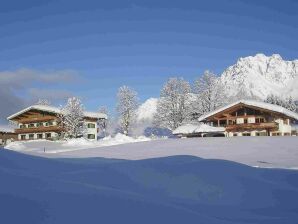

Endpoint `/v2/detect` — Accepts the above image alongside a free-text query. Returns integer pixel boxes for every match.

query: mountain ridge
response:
[221,53,298,100]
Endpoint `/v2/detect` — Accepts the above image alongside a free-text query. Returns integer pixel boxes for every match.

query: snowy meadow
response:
[5,136,298,169]
[1,145,298,224]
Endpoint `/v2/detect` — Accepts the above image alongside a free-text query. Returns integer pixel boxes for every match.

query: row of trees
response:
[36,70,297,138]
[154,71,227,130]
[264,94,297,112]
[114,71,297,133]
[112,71,227,133]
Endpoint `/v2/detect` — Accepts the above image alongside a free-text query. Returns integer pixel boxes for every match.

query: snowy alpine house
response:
[197,100,298,137]
[7,105,107,141]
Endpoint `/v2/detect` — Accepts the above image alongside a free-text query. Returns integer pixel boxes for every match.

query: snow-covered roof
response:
[7,105,107,120]
[198,100,298,121]
[173,123,225,135]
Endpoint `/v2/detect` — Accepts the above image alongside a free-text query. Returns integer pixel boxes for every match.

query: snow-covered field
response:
[5,133,151,153]
[1,148,298,224]
[5,136,298,169]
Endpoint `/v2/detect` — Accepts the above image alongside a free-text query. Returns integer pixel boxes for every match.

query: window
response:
[20,124,26,128]
[44,122,49,127]
[228,120,233,125]
[87,123,96,128]
[48,121,54,126]
[29,134,34,140]
[36,122,43,127]
[87,134,95,139]
[233,133,238,137]
[46,133,51,138]
[237,108,245,116]
[272,132,281,136]
[21,135,26,140]
[28,123,35,128]
[37,134,43,139]
[256,132,267,136]
[256,118,265,123]
[244,119,248,124]
[242,133,251,136]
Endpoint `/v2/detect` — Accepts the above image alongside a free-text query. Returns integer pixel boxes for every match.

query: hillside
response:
[5,136,298,169]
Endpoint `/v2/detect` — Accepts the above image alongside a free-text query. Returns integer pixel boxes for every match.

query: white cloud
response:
[28,88,73,103]
[0,68,80,123]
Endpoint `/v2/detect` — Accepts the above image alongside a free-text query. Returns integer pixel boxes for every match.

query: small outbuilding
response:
[173,123,225,138]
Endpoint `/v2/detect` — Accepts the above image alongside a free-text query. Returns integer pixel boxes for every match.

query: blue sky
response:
[0,0,298,117]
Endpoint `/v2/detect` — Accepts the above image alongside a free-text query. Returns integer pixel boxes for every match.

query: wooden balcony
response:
[225,122,278,132]
[15,126,63,134]
[17,116,57,124]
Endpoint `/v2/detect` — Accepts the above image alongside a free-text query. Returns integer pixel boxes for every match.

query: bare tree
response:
[58,97,86,139]
[116,86,139,135]
[154,77,192,130]
[193,70,226,114]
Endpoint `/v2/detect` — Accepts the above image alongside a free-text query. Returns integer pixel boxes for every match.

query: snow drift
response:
[5,133,151,153]
[1,149,298,224]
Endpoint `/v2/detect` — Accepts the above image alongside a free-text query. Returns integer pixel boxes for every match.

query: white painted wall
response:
[275,118,292,135]
[84,121,98,140]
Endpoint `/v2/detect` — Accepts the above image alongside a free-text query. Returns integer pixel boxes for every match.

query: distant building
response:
[7,105,107,141]
[0,127,17,145]
[197,100,298,137]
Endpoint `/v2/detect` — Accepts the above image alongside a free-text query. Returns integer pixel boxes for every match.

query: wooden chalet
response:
[198,100,298,137]
[7,105,107,141]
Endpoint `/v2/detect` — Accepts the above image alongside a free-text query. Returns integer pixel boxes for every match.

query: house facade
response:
[198,100,298,137]
[7,105,107,141]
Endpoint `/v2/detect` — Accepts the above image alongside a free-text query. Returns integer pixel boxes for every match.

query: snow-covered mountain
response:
[221,53,298,100]
[136,54,298,126]
[136,98,158,123]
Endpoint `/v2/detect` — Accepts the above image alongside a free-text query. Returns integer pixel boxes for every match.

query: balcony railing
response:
[17,116,56,124]
[225,122,278,132]
[15,126,63,134]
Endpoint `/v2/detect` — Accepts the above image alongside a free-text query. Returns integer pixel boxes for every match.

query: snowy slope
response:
[8,136,298,169]
[5,134,151,153]
[221,54,298,100]
[1,149,298,224]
